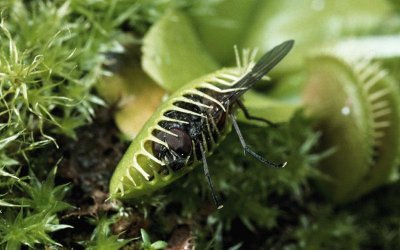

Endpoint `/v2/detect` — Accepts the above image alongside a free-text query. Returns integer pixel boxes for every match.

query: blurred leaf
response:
[190,0,258,64]
[140,228,168,250]
[142,8,219,92]
[0,200,19,207]
[238,90,299,124]
[151,240,168,249]
[141,228,151,244]
[98,53,165,138]
[326,35,400,59]
[0,171,18,184]
[114,78,165,139]
[0,132,22,151]
[303,51,400,203]
[243,0,391,74]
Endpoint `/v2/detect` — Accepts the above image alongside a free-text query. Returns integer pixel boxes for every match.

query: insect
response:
[109,40,294,208]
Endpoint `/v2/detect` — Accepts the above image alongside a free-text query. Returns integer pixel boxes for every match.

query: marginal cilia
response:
[109,40,294,208]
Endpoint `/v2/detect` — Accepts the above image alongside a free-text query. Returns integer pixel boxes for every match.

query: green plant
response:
[303,50,400,203]
[1,0,400,249]
[140,229,168,250]
[109,41,293,203]
[83,217,132,250]
[0,167,72,249]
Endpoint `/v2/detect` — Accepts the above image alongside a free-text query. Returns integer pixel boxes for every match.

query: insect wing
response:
[226,40,294,103]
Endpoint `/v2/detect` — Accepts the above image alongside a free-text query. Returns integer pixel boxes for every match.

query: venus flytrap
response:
[0,0,398,248]
[304,48,400,203]
[142,8,219,92]
[107,2,400,247]
[140,8,301,127]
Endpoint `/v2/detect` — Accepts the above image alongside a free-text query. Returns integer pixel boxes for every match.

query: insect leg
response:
[199,143,223,209]
[236,99,277,128]
[229,114,287,168]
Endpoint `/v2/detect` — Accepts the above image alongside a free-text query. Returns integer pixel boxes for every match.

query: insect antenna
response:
[199,144,223,209]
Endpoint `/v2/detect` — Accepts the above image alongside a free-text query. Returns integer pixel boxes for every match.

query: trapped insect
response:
[109,40,294,208]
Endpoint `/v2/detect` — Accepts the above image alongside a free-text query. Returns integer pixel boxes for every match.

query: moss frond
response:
[0,167,72,249]
[83,216,132,250]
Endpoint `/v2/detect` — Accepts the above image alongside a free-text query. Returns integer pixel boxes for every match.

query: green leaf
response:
[303,52,400,203]
[0,132,22,151]
[0,210,71,248]
[19,167,72,213]
[238,90,299,124]
[142,8,219,92]
[151,240,168,249]
[97,53,165,138]
[0,168,19,180]
[243,0,391,73]
[0,200,19,207]
[189,0,258,64]
[141,228,151,244]
[83,217,131,250]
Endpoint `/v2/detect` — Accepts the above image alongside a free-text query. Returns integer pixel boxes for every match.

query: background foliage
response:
[0,0,399,249]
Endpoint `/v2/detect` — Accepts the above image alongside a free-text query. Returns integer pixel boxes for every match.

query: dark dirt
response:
[34,108,134,248]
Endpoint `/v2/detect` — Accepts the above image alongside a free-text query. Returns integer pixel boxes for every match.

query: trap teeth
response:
[303,51,400,204]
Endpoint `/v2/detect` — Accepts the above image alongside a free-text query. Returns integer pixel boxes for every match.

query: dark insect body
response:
[110,40,294,208]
